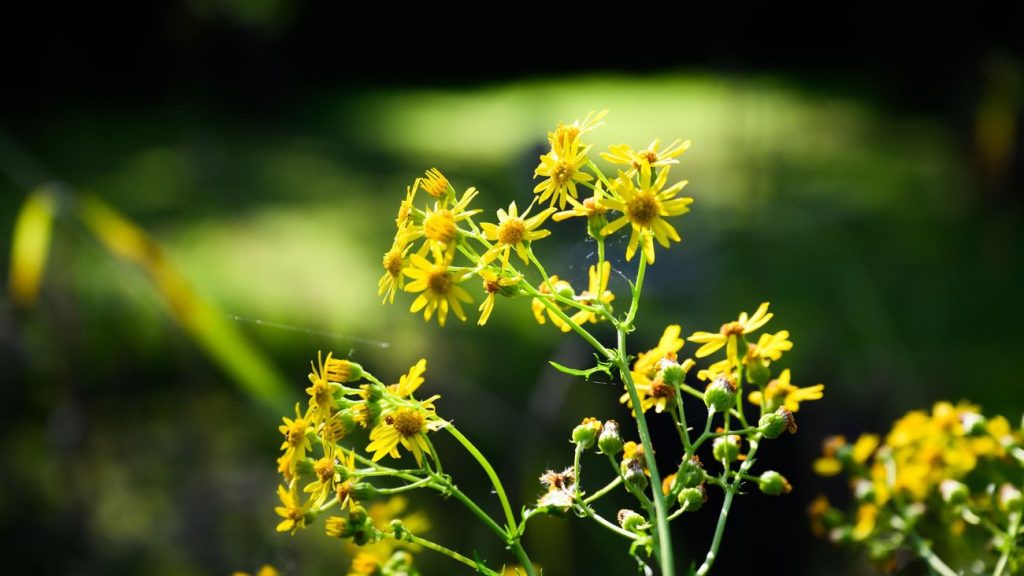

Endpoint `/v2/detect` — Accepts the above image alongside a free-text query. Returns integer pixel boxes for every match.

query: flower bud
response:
[326,357,363,382]
[553,279,575,301]
[960,412,987,435]
[745,358,770,386]
[758,471,792,496]
[348,505,369,529]
[852,479,875,502]
[598,420,624,455]
[999,484,1023,512]
[712,435,741,463]
[939,480,969,506]
[325,516,353,538]
[676,456,706,489]
[351,482,378,501]
[624,461,649,493]
[351,527,373,546]
[703,377,736,413]
[677,485,707,512]
[759,407,797,439]
[659,362,686,388]
[586,210,609,240]
[617,509,648,533]
[572,417,602,449]
[389,519,410,542]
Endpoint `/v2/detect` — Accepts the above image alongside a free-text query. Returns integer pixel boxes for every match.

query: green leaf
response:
[548,357,613,380]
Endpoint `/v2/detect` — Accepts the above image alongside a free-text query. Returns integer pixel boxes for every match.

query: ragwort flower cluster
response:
[811,401,1024,575]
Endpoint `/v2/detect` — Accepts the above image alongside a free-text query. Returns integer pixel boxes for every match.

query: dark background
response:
[2,7,1022,575]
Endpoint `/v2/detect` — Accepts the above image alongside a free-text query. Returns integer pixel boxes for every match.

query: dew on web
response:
[225,314,391,349]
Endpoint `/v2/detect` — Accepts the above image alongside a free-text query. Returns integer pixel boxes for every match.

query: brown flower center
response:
[497,218,526,245]
[388,409,426,437]
[720,321,744,336]
[314,458,335,482]
[427,268,453,295]
[286,420,307,446]
[651,380,676,399]
[553,161,574,184]
[383,249,403,276]
[626,190,660,226]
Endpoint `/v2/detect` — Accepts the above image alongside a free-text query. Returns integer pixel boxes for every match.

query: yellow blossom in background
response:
[748,369,824,412]
[396,184,417,229]
[852,503,878,541]
[232,565,279,576]
[403,254,473,327]
[480,201,555,268]
[552,188,607,223]
[696,358,732,382]
[530,275,574,332]
[746,330,793,363]
[547,109,607,150]
[601,138,690,173]
[274,484,309,534]
[534,136,593,209]
[689,302,773,364]
[378,238,410,304]
[416,187,481,260]
[602,162,692,264]
[633,325,685,381]
[569,261,614,326]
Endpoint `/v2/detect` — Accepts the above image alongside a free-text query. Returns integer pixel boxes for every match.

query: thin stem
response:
[995,508,1022,576]
[586,159,613,190]
[526,248,607,317]
[584,476,623,505]
[586,508,640,541]
[617,329,674,575]
[623,256,646,329]
[522,281,612,359]
[405,532,496,574]
[696,436,762,576]
[445,425,517,532]
[431,477,508,544]
[907,530,959,576]
[374,477,432,494]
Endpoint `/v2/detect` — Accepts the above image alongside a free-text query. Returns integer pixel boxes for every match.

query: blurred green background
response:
[1,8,1022,575]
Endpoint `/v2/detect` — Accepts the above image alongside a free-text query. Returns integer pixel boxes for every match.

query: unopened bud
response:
[745,358,770,386]
[617,509,648,532]
[758,471,792,496]
[960,412,987,435]
[572,417,602,449]
[678,485,707,512]
[624,461,649,493]
[598,420,624,455]
[999,484,1023,512]
[940,480,969,506]
[759,407,797,439]
[676,456,706,489]
[704,377,736,412]
[712,435,741,463]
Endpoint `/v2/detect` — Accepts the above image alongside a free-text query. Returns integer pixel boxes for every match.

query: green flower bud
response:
[852,479,875,502]
[553,279,575,301]
[758,470,792,496]
[348,505,369,529]
[939,480,969,506]
[703,377,736,413]
[677,485,707,512]
[572,417,602,449]
[659,362,685,388]
[960,412,987,435]
[617,509,648,533]
[295,458,316,478]
[676,456,706,489]
[587,209,609,240]
[745,358,770,386]
[999,484,1023,512]
[759,407,797,439]
[389,519,410,542]
[351,482,378,501]
[712,435,741,463]
[624,461,649,493]
[351,527,372,546]
[598,420,624,455]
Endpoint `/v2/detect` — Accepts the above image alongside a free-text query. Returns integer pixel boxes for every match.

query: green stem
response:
[907,530,959,576]
[994,508,1022,576]
[445,425,517,532]
[526,248,608,317]
[616,329,674,575]
[522,281,612,359]
[405,532,497,574]
[586,508,640,541]
[584,476,622,505]
[623,256,646,329]
[431,477,508,544]
[696,436,761,575]
[374,477,432,494]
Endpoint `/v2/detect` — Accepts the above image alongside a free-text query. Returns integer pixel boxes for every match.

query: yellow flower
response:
[304,455,339,507]
[396,184,416,229]
[534,136,593,209]
[480,201,555,268]
[812,435,847,476]
[748,369,824,412]
[417,187,480,260]
[403,254,473,327]
[367,404,446,466]
[688,302,773,364]
[568,261,614,326]
[601,162,692,263]
[306,351,343,424]
[278,403,311,477]
[388,358,427,399]
[232,565,280,576]
[547,109,607,150]
[807,495,831,537]
[379,238,411,304]
[632,373,678,414]
[696,358,732,382]
[601,139,690,173]
[633,325,685,381]
[852,503,877,541]
[417,167,450,198]
[530,275,575,331]
[274,484,309,534]
[746,330,792,363]
[477,268,520,326]
[553,189,607,223]
[348,552,381,575]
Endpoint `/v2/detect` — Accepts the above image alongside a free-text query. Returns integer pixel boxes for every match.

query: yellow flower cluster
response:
[812,401,1024,573]
[379,111,696,330]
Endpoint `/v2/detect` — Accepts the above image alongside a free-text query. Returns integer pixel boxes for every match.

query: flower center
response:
[720,321,744,336]
[553,161,574,184]
[626,190,660,226]
[427,268,453,296]
[286,420,308,446]
[312,380,332,407]
[388,409,425,437]
[651,380,676,399]
[314,457,335,482]
[497,218,526,245]
[383,249,403,276]
[632,150,659,170]
[424,210,457,244]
